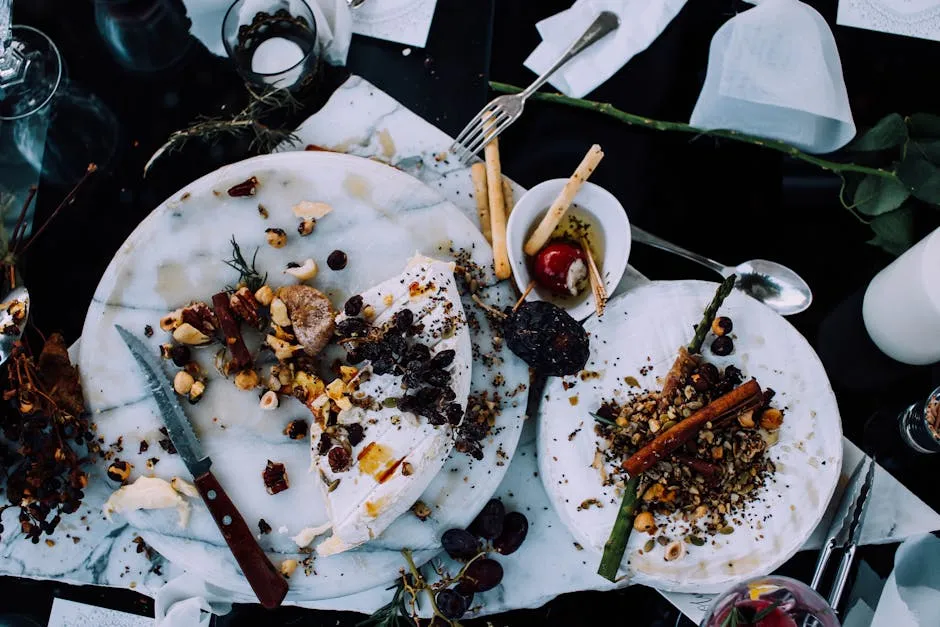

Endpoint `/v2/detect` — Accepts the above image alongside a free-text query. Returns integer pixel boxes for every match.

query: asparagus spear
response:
[596,276,737,582]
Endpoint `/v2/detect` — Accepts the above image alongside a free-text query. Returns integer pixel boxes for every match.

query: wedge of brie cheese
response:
[311,256,471,556]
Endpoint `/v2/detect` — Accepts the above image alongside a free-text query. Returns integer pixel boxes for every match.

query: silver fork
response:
[450,10,620,163]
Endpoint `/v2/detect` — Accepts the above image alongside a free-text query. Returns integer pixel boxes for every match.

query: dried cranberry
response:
[344,295,364,316]
[468,499,504,539]
[345,423,365,447]
[327,250,348,270]
[493,512,528,555]
[327,446,351,472]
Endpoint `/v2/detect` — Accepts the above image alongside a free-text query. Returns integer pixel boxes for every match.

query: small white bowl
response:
[506,179,631,321]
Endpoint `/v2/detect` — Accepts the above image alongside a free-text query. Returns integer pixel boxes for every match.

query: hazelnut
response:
[266,334,301,361]
[711,316,733,337]
[633,511,656,533]
[159,309,183,332]
[254,285,274,307]
[259,390,279,410]
[690,372,710,393]
[265,228,287,249]
[235,369,260,391]
[737,409,755,428]
[269,298,290,328]
[297,219,315,236]
[284,259,318,282]
[107,460,133,483]
[411,500,431,521]
[664,540,685,561]
[172,322,211,346]
[292,200,333,219]
[643,483,665,501]
[280,559,298,578]
[759,408,784,431]
[173,370,195,395]
[710,335,734,357]
[189,380,206,404]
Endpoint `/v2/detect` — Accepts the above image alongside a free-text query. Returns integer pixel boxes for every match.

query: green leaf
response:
[868,205,915,256]
[897,156,940,204]
[907,113,940,140]
[848,113,907,152]
[854,174,911,216]
[911,140,940,165]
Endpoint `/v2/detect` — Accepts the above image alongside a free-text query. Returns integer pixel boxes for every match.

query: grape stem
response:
[400,549,460,627]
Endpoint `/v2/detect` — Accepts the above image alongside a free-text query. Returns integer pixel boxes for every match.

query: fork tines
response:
[450,103,514,164]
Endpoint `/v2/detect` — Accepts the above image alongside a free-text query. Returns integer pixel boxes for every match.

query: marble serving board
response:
[2,76,940,625]
[76,150,529,601]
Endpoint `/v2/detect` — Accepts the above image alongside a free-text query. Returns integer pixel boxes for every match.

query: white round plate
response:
[537,281,842,593]
[80,152,528,600]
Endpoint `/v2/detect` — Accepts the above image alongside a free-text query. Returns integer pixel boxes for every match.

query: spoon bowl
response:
[729,260,812,316]
[0,286,30,365]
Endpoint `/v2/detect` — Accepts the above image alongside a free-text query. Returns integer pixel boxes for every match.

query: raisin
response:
[345,423,365,447]
[344,295,364,316]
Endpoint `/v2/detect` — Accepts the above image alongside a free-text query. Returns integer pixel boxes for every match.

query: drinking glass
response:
[700,576,840,627]
[0,18,62,236]
[897,385,940,454]
[221,0,321,93]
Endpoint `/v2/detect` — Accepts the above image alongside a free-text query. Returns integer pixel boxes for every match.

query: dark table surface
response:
[3,0,940,625]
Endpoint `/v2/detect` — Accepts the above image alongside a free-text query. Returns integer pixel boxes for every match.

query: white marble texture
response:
[1,76,939,623]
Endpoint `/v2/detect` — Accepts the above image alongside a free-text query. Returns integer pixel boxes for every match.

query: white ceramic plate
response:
[538,281,842,593]
[80,152,528,600]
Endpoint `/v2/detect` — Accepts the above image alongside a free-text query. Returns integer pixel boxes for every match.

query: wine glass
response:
[700,576,840,627]
[0,1,62,236]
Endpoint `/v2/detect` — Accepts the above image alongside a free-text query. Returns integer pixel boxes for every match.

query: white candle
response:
[863,226,940,365]
[251,36,305,86]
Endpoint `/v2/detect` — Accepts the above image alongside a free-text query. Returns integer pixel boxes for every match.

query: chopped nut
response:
[260,390,279,410]
[711,446,724,460]
[188,380,206,404]
[160,309,183,332]
[107,460,133,483]
[411,500,431,521]
[262,460,289,494]
[254,285,274,306]
[759,408,783,431]
[269,298,290,327]
[284,259,318,281]
[173,323,211,346]
[633,511,656,533]
[284,419,308,440]
[737,410,755,428]
[292,200,333,219]
[642,483,665,502]
[326,378,346,400]
[229,287,262,328]
[691,505,709,520]
[648,418,661,433]
[339,365,358,383]
[401,462,414,476]
[280,559,298,578]
[297,219,315,236]
[266,334,300,361]
[234,369,260,391]
[227,176,258,197]
[265,228,287,248]
[173,370,195,395]
[664,540,685,561]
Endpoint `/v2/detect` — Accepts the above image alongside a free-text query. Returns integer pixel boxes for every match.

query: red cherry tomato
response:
[533,241,587,296]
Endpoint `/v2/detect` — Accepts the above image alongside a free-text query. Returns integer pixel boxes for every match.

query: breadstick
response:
[485,136,511,280]
[523,144,604,256]
[502,178,514,216]
[470,163,492,243]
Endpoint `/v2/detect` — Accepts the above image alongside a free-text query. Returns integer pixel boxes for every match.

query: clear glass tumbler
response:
[700,575,840,627]
[898,385,940,454]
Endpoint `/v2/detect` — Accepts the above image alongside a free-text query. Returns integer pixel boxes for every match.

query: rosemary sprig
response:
[223,236,266,293]
[591,412,619,428]
[357,577,413,627]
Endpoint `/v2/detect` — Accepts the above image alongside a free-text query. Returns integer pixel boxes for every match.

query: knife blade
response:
[115,325,288,609]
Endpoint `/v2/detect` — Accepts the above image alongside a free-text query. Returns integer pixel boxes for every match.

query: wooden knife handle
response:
[194,470,288,609]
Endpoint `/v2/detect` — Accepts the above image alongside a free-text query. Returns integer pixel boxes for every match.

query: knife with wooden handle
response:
[116,325,288,609]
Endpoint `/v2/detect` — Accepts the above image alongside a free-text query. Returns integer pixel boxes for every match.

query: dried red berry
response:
[262,460,289,494]
[227,176,259,197]
[327,446,351,473]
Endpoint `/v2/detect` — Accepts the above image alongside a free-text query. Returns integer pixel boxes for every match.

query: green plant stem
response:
[489,82,898,181]
[688,274,736,354]
[597,475,641,582]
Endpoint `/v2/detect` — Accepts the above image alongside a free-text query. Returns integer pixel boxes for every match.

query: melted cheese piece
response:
[311,256,471,556]
[104,476,191,528]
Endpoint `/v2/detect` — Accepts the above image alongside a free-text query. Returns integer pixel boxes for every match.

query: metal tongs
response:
[810,456,875,613]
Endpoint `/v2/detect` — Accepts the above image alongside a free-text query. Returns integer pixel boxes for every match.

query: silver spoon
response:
[631,226,812,315]
[0,286,30,365]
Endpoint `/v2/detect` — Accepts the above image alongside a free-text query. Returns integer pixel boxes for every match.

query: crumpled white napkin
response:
[870,533,940,627]
[689,0,855,154]
[182,0,352,65]
[524,0,688,98]
[154,573,235,627]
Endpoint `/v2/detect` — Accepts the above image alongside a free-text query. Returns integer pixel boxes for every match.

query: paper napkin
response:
[182,0,352,65]
[689,0,855,154]
[155,573,233,627]
[350,0,438,48]
[524,0,688,98]
[838,0,940,44]
[870,534,940,627]
[48,599,150,627]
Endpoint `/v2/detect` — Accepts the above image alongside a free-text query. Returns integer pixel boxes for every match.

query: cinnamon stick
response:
[212,292,252,371]
[658,346,698,411]
[623,379,762,476]
[672,454,721,482]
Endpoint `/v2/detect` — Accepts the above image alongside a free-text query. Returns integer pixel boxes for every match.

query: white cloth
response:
[524,0,688,98]
[870,534,940,627]
[183,0,352,66]
[689,0,855,154]
[155,573,234,627]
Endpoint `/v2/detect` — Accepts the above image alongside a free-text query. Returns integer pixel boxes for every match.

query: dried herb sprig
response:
[144,87,302,176]
[357,576,414,627]
[223,236,267,293]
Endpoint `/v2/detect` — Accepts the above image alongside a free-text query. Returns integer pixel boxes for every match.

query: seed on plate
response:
[327,446,351,473]
[283,419,307,439]
[643,539,656,553]
[160,309,182,331]
[327,250,347,270]
[710,335,734,356]
[265,228,287,248]
[737,410,755,428]
[468,498,505,539]
[173,370,195,395]
[441,528,481,560]
[664,540,685,561]
[254,285,274,306]
[493,511,528,555]
[719,525,735,535]
[711,316,733,336]
[687,535,705,546]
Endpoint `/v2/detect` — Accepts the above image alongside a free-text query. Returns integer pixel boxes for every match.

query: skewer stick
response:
[470,163,492,243]
[580,237,607,316]
[485,135,511,280]
[502,178,514,217]
[512,280,536,312]
[523,144,604,256]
